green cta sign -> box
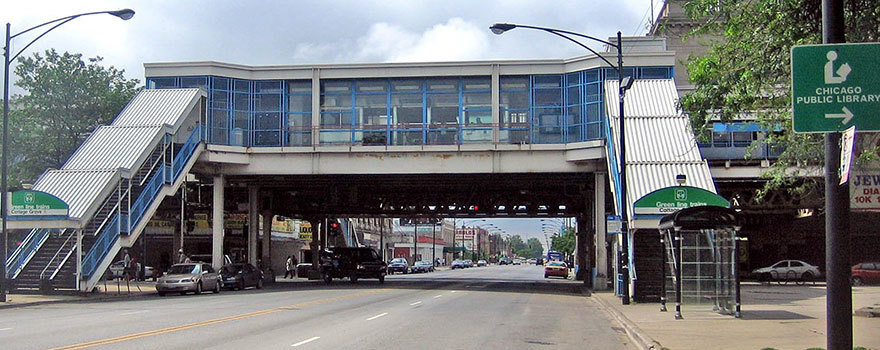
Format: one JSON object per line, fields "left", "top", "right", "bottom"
{"left": 792, "top": 43, "right": 880, "bottom": 132}
{"left": 8, "top": 190, "right": 69, "bottom": 218}
{"left": 633, "top": 186, "right": 729, "bottom": 215}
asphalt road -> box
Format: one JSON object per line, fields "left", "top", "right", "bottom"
{"left": 0, "top": 265, "right": 632, "bottom": 350}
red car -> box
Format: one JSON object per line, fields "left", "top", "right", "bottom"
{"left": 852, "top": 262, "right": 880, "bottom": 285}
{"left": 544, "top": 261, "right": 569, "bottom": 279}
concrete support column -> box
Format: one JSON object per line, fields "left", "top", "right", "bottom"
{"left": 248, "top": 186, "right": 259, "bottom": 266}
{"left": 261, "top": 210, "right": 272, "bottom": 274}
{"left": 76, "top": 229, "right": 82, "bottom": 292}
{"left": 311, "top": 69, "right": 321, "bottom": 147}
{"left": 491, "top": 64, "right": 500, "bottom": 144}
{"left": 212, "top": 175, "right": 225, "bottom": 270}
{"left": 595, "top": 173, "right": 608, "bottom": 289}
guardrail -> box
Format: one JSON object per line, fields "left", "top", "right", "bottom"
{"left": 5, "top": 228, "right": 51, "bottom": 279}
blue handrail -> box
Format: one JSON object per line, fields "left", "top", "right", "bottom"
{"left": 172, "top": 125, "right": 201, "bottom": 182}
{"left": 129, "top": 165, "right": 167, "bottom": 232}
{"left": 604, "top": 113, "right": 623, "bottom": 216}
{"left": 82, "top": 214, "right": 120, "bottom": 277}
{"left": 5, "top": 228, "right": 51, "bottom": 279}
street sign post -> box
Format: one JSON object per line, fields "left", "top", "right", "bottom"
{"left": 792, "top": 43, "right": 880, "bottom": 132}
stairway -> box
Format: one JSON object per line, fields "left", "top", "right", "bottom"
{"left": 13, "top": 230, "right": 73, "bottom": 291}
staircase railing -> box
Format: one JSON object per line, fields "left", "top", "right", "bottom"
{"left": 82, "top": 213, "right": 121, "bottom": 278}
{"left": 5, "top": 229, "right": 51, "bottom": 279}
{"left": 129, "top": 165, "right": 168, "bottom": 232}
{"left": 172, "top": 125, "right": 202, "bottom": 181}
{"left": 40, "top": 229, "right": 74, "bottom": 279}
{"left": 604, "top": 112, "right": 622, "bottom": 216}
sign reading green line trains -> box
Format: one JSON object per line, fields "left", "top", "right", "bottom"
{"left": 633, "top": 186, "right": 729, "bottom": 215}
{"left": 792, "top": 43, "right": 880, "bottom": 133}
{"left": 8, "top": 190, "right": 69, "bottom": 218}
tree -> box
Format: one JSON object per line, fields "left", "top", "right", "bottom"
{"left": 677, "top": 0, "right": 880, "bottom": 198}
{"left": 4, "top": 49, "right": 140, "bottom": 187}
{"left": 550, "top": 227, "right": 575, "bottom": 258}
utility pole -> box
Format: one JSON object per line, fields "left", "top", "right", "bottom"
{"left": 432, "top": 221, "right": 436, "bottom": 265}
{"left": 822, "top": 1, "right": 852, "bottom": 349}
{"left": 413, "top": 220, "right": 418, "bottom": 263}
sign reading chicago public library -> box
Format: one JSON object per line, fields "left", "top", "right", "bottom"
{"left": 8, "top": 190, "right": 69, "bottom": 218}
{"left": 633, "top": 186, "right": 730, "bottom": 215}
{"left": 792, "top": 43, "right": 880, "bottom": 132}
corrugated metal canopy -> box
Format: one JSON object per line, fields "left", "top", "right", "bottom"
{"left": 33, "top": 170, "right": 117, "bottom": 219}
{"left": 605, "top": 79, "right": 718, "bottom": 221}
{"left": 63, "top": 126, "right": 162, "bottom": 170}
{"left": 111, "top": 88, "right": 202, "bottom": 128}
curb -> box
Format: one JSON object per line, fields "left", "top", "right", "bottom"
{"left": 0, "top": 292, "right": 156, "bottom": 310}
{"left": 592, "top": 295, "right": 660, "bottom": 350}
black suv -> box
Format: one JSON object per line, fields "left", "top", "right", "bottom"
{"left": 320, "top": 247, "right": 387, "bottom": 283}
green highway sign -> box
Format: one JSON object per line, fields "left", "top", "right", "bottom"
{"left": 792, "top": 43, "right": 880, "bottom": 133}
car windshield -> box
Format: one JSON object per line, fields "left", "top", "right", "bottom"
{"left": 391, "top": 259, "right": 406, "bottom": 264}
{"left": 222, "top": 265, "right": 244, "bottom": 274}
{"left": 415, "top": 261, "right": 430, "bottom": 266}
{"left": 549, "top": 262, "right": 566, "bottom": 267}
{"left": 169, "top": 264, "right": 198, "bottom": 274}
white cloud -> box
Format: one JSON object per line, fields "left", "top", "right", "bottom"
{"left": 356, "top": 18, "right": 490, "bottom": 63}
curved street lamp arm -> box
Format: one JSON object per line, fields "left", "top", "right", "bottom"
{"left": 8, "top": 17, "right": 76, "bottom": 62}
{"left": 512, "top": 24, "right": 616, "bottom": 48}
{"left": 9, "top": 10, "right": 117, "bottom": 39}
{"left": 540, "top": 29, "right": 619, "bottom": 72}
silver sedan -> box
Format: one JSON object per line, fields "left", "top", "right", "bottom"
{"left": 156, "top": 263, "right": 222, "bottom": 296}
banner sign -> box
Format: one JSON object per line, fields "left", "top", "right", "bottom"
{"left": 633, "top": 186, "right": 729, "bottom": 215}
{"left": 8, "top": 190, "right": 69, "bottom": 219}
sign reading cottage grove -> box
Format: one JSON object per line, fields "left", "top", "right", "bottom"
{"left": 633, "top": 186, "right": 730, "bottom": 215}
{"left": 8, "top": 190, "right": 69, "bottom": 218}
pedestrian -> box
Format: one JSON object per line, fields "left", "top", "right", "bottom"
{"left": 284, "top": 255, "right": 294, "bottom": 279}
{"left": 122, "top": 249, "right": 132, "bottom": 281}
{"left": 291, "top": 254, "right": 299, "bottom": 277}
{"left": 178, "top": 249, "right": 188, "bottom": 264}
{"left": 130, "top": 255, "right": 139, "bottom": 281}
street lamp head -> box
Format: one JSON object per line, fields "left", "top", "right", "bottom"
{"left": 108, "top": 9, "right": 135, "bottom": 20}
{"left": 490, "top": 23, "right": 516, "bottom": 35}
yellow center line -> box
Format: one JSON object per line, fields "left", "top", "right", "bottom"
{"left": 51, "top": 289, "right": 389, "bottom": 350}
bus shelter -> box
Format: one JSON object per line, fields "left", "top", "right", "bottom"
{"left": 658, "top": 206, "right": 741, "bottom": 319}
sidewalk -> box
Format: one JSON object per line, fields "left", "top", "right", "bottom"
{"left": 594, "top": 283, "right": 880, "bottom": 349}
{"left": 0, "top": 280, "right": 157, "bottom": 310}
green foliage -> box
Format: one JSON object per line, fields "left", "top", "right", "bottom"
{"left": 4, "top": 49, "right": 140, "bottom": 187}
{"left": 550, "top": 227, "right": 575, "bottom": 257}
{"left": 679, "top": 0, "right": 880, "bottom": 198}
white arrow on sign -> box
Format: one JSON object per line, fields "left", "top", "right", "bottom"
{"left": 825, "top": 106, "right": 854, "bottom": 124}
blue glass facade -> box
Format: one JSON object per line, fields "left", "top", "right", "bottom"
{"left": 146, "top": 66, "right": 672, "bottom": 147}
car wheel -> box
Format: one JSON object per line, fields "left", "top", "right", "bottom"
{"left": 350, "top": 272, "right": 359, "bottom": 283}
{"left": 158, "top": 291, "right": 165, "bottom": 296}
{"left": 379, "top": 275, "right": 385, "bottom": 284}
{"left": 214, "top": 281, "right": 221, "bottom": 294}
{"left": 195, "top": 282, "right": 203, "bottom": 295}
{"left": 237, "top": 281, "right": 244, "bottom": 291}
{"left": 323, "top": 274, "right": 332, "bottom": 283}
{"left": 852, "top": 276, "right": 864, "bottom": 286}
{"left": 257, "top": 278, "right": 263, "bottom": 289}
{"left": 799, "top": 272, "right": 813, "bottom": 285}
{"left": 180, "top": 292, "right": 187, "bottom": 296}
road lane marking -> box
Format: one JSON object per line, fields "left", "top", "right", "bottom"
{"left": 120, "top": 310, "right": 149, "bottom": 316}
{"left": 433, "top": 295, "right": 443, "bottom": 298}
{"left": 291, "top": 336, "right": 320, "bottom": 347}
{"left": 366, "top": 312, "right": 388, "bottom": 320}
{"left": 450, "top": 291, "right": 457, "bottom": 293}
{"left": 51, "top": 289, "right": 389, "bottom": 350}
{"left": 0, "top": 328, "right": 12, "bottom": 331}
{"left": 409, "top": 301, "right": 422, "bottom": 306}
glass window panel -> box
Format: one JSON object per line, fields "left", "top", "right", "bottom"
{"left": 568, "top": 125, "right": 583, "bottom": 142}
{"left": 586, "top": 83, "right": 601, "bottom": 102}
{"left": 463, "top": 92, "right": 490, "bottom": 106}
{"left": 732, "top": 132, "right": 754, "bottom": 146}
{"left": 585, "top": 69, "right": 600, "bottom": 82}
{"left": 321, "top": 94, "right": 352, "bottom": 110}
{"left": 567, "top": 105, "right": 582, "bottom": 124}
{"left": 230, "top": 127, "right": 249, "bottom": 146}
{"left": 712, "top": 132, "right": 731, "bottom": 147}
{"left": 535, "top": 108, "right": 563, "bottom": 134}
{"left": 255, "top": 81, "right": 282, "bottom": 93}
{"left": 500, "top": 76, "right": 529, "bottom": 90}
{"left": 567, "top": 86, "right": 580, "bottom": 104}
{"left": 463, "top": 77, "right": 490, "bottom": 90}
{"left": 254, "top": 131, "right": 280, "bottom": 146}
{"left": 605, "top": 67, "right": 635, "bottom": 80}
{"left": 427, "top": 129, "right": 458, "bottom": 145}
{"left": 288, "top": 131, "right": 312, "bottom": 147}
{"left": 320, "top": 130, "right": 352, "bottom": 144}
{"left": 320, "top": 112, "right": 352, "bottom": 127}
{"left": 586, "top": 123, "right": 602, "bottom": 140}
{"left": 585, "top": 103, "right": 601, "bottom": 122}
{"left": 427, "top": 78, "right": 458, "bottom": 92}
{"left": 392, "top": 130, "right": 422, "bottom": 145}
{"left": 256, "top": 94, "right": 281, "bottom": 111}
{"left": 503, "top": 110, "right": 529, "bottom": 124}
{"left": 255, "top": 112, "right": 280, "bottom": 129}
{"left": 289, "top": 94, "right": 311, "bottom": 113}
{"left": 180, "top": 77, "right": 207, "bottom": 89}
{"left": 356, "top": 94, "right": 387, "bottom": 109}
{"left": 233, "top": 80, "right": 249, "bottom": 92}
{"left": 500, "top": 91, "right": 528, "bottom": 109}
{"left": 233, "top": 111, "right": 249, "bottom": 129}
{"left": 566, "top": 72, "right": 581, "bottom": 86}
{"left": 640, "top": 67, "right": 670, "bottom": 79}
{"left": 361, "top": 130, "right": 387, "bottom": 145}
{"left": 534, "top": 89, "right": 562, "bottom": 106}
{"left": 212, "top": 77, "right": 230, "bottom": 90}
{"left": 289, "top": 113, "right": 312, "bottom": 128}
{"left": 534, "top": 75, "right": 562, "bottom": 88}
{"left": 150, "top": 77, "right": 177, "bottom": 89}
{"left": 392, "top": 79, "right": 423, "bottom": 92}
{"left": 322, "top": 80, "right": 351, "bottom": 93}
{"left": 356, "top": 80, "right": 387, "bottom": 93}
{"left": 391, "top": 93, "right": 422, "bottom": 107}
{"left": 395, "top": 107, "right": 423, "bottom": 125}
{"left": 211, "top": 91, "right": 229, "bottom": 109}
{"left": 211, "top": 128, "right": 228, "bottom": 145}
{"left": 233, "top": 93, "right": 249, "bottom": 110}
{"left": 289, "top": 81, "right": 311, "bottom": 93}
{"left": 463, "top": 109, "right": 491, "bottom": 125}
{"left": 211, "top": 109, "right": 228, "bottom": 127}
{"left": 428, "top": 93, "right": 458, "bottom": 108}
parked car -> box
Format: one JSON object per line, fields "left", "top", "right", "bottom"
{"left": 545, "top": 261, "right": 569, "bottom": 279}
{"left": 852, "top": 262, "right": 880, "bottom": 285}
{"left": 295, "top": 263, "right": 313, "bottom": 277}
{"left": 499, "top": 257, "right": 513, "bottom": 265}
{"left": 476, "top": 260, "right": 488, "bottom": 267}
{"left": 108, "top": 261, "right": 155, "bottom": 280}
{"left": 188, "top": 254, "right": 233, "bottom": 265}
{"left": 527, "top": 258, "right": 536, "bottom": 265}
{"left": 156, "top": 263, "right": 222, "bottom": 296}
{"left": 387, "top": 258, "right": 409, "bottom": 274}
{"left": 513, "top": 259, "right": 522, "bottom": 265}
{"left": 464, "top": 260, "right": 474, "bottom": 268}
{"left": 220, "top": 263, "right": 264, "bottom": 290}
{"left": 320, "top": 247, "right": 386, "bottom": 283}
{"left": 535, "top": 258, "right": 543, "bottom": 265}
{"left": 411, "top": 261, "right": 434, "bottom": 273}
{"left": 752, "top": 260, "right": 821, "bottom": 282}
{"left": 451, "top": 259, "right": 467, "bottom": 269}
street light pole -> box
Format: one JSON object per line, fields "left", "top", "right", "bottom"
{"left": 1, "top": 8, "right": 135, "bottom": 303}
{"left": 490, "top": 23, "right": 631, "bottom": 304}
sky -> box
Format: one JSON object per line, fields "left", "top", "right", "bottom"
{"left": 3, "top": 0, "right": 660, "bottom": 243}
